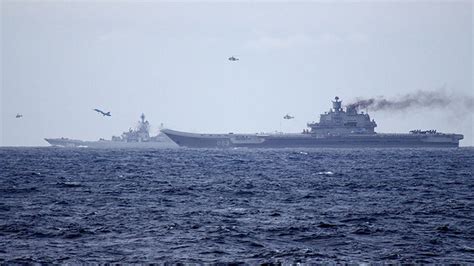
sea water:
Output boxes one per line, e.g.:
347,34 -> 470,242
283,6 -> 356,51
1,147 -> 473,263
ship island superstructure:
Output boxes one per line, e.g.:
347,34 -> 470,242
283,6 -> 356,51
161,97 -> 464,148
45,114 -> 176,148
307,96 -> 377,136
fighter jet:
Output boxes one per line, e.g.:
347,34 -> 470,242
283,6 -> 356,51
283,114 -> 294,120
228,56 -> 239,61
93,109 -> 111,116
16,113 -> 23,118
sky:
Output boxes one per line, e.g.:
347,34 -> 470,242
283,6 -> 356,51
1,1 -> 473,146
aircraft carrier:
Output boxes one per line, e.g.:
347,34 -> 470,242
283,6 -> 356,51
45,114 -> 176,148
161,97 -> 463,148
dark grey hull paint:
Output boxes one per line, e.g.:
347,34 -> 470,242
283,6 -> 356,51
161,129 -> 463,148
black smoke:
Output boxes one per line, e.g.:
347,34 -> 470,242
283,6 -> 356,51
347,90 -> 473,111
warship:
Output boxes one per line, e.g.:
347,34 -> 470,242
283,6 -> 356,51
45,114 -> 176,148
161,97 -> 463,148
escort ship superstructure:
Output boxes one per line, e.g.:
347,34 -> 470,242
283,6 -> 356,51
45,114 -> 176,148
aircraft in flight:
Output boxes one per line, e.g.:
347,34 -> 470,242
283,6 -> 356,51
93,109 -> 111,117
228,56 -> 239,61
16,113 -> 23,118
283,114 -> 294,120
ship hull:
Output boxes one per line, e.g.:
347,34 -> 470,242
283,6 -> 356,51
44,138 -> 177,148
161,129 -> 463,148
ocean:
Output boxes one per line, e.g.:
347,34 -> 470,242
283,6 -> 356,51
1,147 -> 473,263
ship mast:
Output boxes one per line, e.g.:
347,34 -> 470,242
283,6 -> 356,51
332,96 -> 342,112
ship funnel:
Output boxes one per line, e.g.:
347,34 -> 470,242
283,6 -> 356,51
346,105 -> 357,114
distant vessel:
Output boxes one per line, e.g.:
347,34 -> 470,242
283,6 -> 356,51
161,97 -> 464,148
45,114 -> 176,148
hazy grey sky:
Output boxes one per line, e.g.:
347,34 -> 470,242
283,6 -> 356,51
1,1 -> 473,146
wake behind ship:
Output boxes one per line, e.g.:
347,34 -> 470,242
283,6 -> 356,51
45,114 -> 176,148
161,97 -> 463,148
